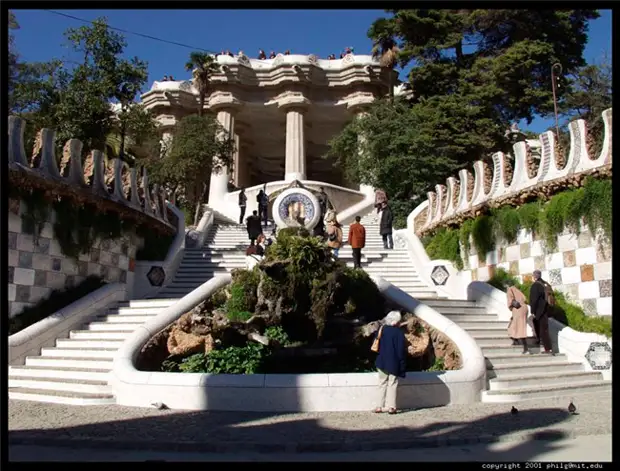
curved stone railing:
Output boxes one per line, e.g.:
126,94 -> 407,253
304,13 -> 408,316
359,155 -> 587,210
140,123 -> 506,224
9,283 -> 128,366
468,282 -> 612,383
411,109 -> 612,234
8,115 -> 176,234
111,275 -> 486,411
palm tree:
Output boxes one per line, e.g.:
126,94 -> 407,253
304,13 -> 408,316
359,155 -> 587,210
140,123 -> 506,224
185,52 -> 219,116
371,35 -> 400,101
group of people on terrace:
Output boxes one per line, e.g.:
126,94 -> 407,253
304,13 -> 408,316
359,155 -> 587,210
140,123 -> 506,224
218,46 -> 355,61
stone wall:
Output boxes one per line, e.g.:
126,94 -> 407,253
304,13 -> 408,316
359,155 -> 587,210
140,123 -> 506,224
8,199 -> 143,318
461,226 -> 612,316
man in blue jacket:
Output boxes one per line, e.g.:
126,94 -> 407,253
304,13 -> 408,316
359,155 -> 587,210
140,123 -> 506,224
374,310 -> 407,414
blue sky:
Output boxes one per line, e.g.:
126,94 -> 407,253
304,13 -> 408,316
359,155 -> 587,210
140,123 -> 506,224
12,9 -> 612,133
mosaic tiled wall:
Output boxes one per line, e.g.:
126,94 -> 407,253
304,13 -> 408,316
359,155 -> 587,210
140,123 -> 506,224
7,198 -> 143,318
462,225 -> 612,316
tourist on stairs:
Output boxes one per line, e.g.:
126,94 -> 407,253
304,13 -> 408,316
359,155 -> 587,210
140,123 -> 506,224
246,210 -> 263,244
347,215 -> 366,269
374,311 -> 406,415
506,279 -> 531,354
529,270 -> 555,355
238,188 -> 247,224
379,202 -> 394,250
375,189 -> 387,214
257,185 -> 269,226
326,216 -> 343,259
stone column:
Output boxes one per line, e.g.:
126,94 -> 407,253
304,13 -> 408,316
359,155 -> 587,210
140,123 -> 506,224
208,108 -> 236,204
278,95 -> 310,182
348,103 -> 374,196
160,131 -> 173,158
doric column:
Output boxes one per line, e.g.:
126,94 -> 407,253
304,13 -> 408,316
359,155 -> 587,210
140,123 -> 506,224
208,107 -> 236,204
278,94 -> 310,182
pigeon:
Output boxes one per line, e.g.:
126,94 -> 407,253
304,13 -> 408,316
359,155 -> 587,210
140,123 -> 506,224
152,402 -> 168,410
568,401 -> 577,415
511,406 -> 518,415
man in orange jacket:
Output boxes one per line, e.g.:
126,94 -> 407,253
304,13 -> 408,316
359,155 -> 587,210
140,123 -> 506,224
347,215 -> 366,269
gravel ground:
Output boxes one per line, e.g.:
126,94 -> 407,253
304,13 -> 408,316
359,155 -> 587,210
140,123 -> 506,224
9,391 -> 611,452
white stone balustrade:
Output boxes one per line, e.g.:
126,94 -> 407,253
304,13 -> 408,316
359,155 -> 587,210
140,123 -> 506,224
413,109 -> 612,233
7,115 -> 175,233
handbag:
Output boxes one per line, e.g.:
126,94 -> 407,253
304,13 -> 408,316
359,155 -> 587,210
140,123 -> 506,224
511,299 -> 521,309
371,326 -> 384,353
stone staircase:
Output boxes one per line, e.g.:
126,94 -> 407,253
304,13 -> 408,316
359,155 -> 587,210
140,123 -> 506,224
157,212 -> 439,299
8,212 -> 610,405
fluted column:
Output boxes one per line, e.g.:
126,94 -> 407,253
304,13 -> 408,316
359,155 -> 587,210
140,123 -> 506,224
277,95 -> 310,182
284,108 -> 306,181
349,104 -> 374,196
208,108 -> 235,203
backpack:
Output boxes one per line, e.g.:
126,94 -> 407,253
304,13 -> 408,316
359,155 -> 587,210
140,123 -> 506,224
539,281 -> 556,307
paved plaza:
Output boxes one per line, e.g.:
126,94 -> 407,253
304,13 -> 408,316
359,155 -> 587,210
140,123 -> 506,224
9,391 -> 611,461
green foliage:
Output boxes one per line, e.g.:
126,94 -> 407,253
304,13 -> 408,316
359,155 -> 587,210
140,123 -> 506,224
264,326 -> 291,346
459,219 -> 474,254
488,268 -> 611,338
426,356 -> 445,372
8,276 -> 105,335
516,201 -> 542,236
227,268 -> 260,315
471,214 -> 495,256
561,58 -> 612,124
185,52 -> 220,116
179,343 -> 268,374
580,177 -> 612,244
142,114 -> 235,226
19,188 -> 50,239
423,228 -> 463,269
492,206 -> 521,244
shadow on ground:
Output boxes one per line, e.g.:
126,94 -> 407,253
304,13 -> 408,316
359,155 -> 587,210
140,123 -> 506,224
9,404 -> 584,461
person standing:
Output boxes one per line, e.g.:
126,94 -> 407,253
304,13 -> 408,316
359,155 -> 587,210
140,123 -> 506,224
529,270 -> 554,354
374,311 -> 407,415
238,188 -> 247,225
379,202 -> 394,250
246,210 -> 262,244
257,185 -> 269,226
375,189 -> 387,214
506,280 -> 531,354
326,218 -> 343,258
347,215 -> 366,269
318,187 -> 329,217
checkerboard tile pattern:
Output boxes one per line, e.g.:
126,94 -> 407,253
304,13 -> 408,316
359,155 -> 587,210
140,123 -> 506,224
8,199 -> 143,318
462,227 -> 611,316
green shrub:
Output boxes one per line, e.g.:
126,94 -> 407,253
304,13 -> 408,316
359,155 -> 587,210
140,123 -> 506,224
423,227 -> 463,269
516,201 -> 542,236
492,206 -> 521,244
471,214 -> 495,256
226,268 -> 260,317
459,219 -> 474,254
264,325 -> 291,346
488,268 -> 611,338
426,356 -> 445,372
581,177 -> 612,243
8,276 -> 106,335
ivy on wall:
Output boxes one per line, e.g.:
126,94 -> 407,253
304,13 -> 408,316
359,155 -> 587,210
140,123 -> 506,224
10,186 -> 175,261
422,176 -> 612,265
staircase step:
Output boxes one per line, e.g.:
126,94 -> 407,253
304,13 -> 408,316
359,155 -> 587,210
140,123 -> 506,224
8,387 -> 115,405
117,299 -> 179,308
57,338 -> 126,349
466,328 -> 511,337
489,370 -> 603,390
25,357 -> 114,369
69,331 -> 132,340
40,347 -> 118,358
481,380 -> 611,403
485,353 -> 568,367
9,376 -> 112,394
487,361 -> 585,378
107,307 -> 165,315
449,318 -> 503,326
471,336 -> 516,347
482,344 -> 555,356
9,365 -> 111,381
84,323 -> 141,332
97,314 -> 156,323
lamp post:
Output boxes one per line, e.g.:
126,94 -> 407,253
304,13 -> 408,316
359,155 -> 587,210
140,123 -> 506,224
551,63 -> 563,143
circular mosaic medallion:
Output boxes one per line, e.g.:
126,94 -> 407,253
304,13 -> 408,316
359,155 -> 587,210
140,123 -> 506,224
273,188 -> 321,230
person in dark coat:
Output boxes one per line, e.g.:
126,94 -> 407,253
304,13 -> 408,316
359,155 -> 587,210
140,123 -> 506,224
379,202 -> 394,249
374,311 -> 406,414
238,189 -> 247,225
257,186 -> 269,226
318,187 -> 329,216
529,270 -> 554,354
246,210 -> 263,244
